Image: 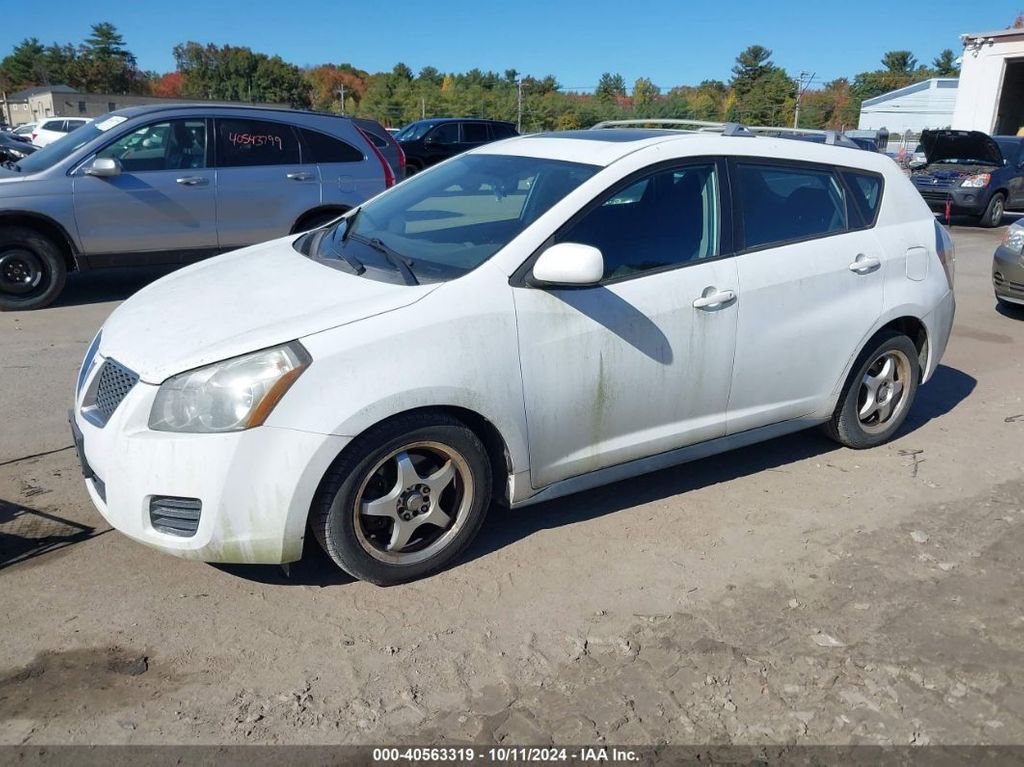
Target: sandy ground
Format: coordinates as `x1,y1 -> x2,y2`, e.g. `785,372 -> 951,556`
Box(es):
1,223 -> 1023,747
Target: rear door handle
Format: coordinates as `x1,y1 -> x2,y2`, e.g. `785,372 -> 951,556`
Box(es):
692,289 -> 737,310
176,176 -> 209,186
286,172 -> 315,181
849,254 -> 881,274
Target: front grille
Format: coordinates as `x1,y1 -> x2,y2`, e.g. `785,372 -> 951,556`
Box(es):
149,497 -> 202,537
86,359 -> 139,425
913,176 -> 959,190
919,190 -> 952,204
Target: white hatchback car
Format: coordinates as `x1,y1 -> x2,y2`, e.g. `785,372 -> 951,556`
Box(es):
32,117 -> 91,147
71,128 -> 956,584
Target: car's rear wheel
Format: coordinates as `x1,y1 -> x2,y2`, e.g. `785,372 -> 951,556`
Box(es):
404,163 -> 421,177
825,331 -> 920,449
311,412 -> 491,585
0,226 -> 67,311
980,193 -> 1006,228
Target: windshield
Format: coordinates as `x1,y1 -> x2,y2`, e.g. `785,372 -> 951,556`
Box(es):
395,122 -> 433,142
14,113 -> 126,174
309,153 -> 599,283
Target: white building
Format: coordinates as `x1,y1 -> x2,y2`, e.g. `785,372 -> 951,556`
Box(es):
952,27 -> 1024,134
857,78 -> 959,135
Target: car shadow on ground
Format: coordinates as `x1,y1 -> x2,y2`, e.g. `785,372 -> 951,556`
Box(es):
50,265 -> 180,308
996,300 -> 1024,320
0,499 -> 107,571
218,364 -> 976,588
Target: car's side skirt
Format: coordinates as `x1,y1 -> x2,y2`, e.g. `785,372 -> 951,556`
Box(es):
511,416 -> 828,509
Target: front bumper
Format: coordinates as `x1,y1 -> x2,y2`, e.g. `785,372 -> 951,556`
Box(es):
993,245 -> 1024,304
914,186 -> 989,216
72,358 -> 349,564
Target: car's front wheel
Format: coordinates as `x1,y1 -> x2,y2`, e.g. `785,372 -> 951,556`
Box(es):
0,226 -> 67,311
311,412 -> 492,585
980,192 -> 1006,228
825,331 -> 921,449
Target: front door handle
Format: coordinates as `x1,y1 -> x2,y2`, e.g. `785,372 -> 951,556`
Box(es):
286,171 -> 315,181
176,176 -> 209,186
849,254 -> 881,274
692,289 -> 737,310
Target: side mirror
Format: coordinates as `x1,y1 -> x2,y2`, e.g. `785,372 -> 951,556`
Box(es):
530,242 -> 604,287
85,157 -> 122,178
424,135 -> 437,145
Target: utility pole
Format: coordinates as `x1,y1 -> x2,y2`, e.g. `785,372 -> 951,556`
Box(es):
516,79 -> 523,133
793,71 -> 814,128
336,85 -> 346,115
421,96 -> 426,119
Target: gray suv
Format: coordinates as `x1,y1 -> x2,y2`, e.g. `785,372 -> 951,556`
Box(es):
0,105 -> 393,310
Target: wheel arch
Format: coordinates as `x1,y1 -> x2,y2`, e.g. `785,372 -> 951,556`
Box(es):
290,205 -> 351,234
0,211 -> 79,272
826,311 -> 932,416
313,404 -> 515,512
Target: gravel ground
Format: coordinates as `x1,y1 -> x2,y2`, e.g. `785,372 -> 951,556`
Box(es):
0,223 -> 1022,747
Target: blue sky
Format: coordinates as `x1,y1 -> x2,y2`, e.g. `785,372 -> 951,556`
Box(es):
1,1 -> 1020,91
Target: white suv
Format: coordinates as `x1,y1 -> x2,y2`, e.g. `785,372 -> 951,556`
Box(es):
71,127 -> 956,584
32,117 -> 91,147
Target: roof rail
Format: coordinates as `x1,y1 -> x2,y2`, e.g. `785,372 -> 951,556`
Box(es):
746,126 -> 860,148
590,118 -> 755,137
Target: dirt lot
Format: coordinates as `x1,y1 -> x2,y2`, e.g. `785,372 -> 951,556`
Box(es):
1,223 -> 1023,747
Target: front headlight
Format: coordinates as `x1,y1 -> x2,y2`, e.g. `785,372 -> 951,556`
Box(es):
76,331 -> 102,396
1003,225 -> 1024,255
960,173 -> 991,188
149,342 -> 311,433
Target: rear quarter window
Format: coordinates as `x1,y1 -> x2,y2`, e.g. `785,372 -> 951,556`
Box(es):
841,170 -> 884,228
300,128 -> 364,163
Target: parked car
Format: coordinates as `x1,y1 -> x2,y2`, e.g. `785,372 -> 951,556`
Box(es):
71,128 -> 955,585
910,130 -> 1024,227
994,220 -> 1024,308
7,123 -> 36,143
0,132 -> 37,164
32,117 -> 91,147
0,104 -> 394,310
395,118 -> 517,175
353,117 -> 406,179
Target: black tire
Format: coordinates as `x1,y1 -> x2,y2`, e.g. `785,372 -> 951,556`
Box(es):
980,193 -> 1006,228
404,163 -> 421,177
311,412 -> 492,585
0,226 -> 67,311
824,331 -> 921,449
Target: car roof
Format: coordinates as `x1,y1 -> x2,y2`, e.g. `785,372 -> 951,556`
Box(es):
100,103 -> 357,122
406,117 -> 515,126
474,130 -> 896,171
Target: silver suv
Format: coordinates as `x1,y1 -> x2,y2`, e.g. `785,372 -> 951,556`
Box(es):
0,105 -> 393,310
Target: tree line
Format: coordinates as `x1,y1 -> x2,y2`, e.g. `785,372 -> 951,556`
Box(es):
0,21 -> 966,131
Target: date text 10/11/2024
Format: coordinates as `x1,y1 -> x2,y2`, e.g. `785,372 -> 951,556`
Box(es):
372,747 -> 641,762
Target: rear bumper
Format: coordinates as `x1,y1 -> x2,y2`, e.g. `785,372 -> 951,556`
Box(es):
921,289 -> 955,383
994,245 -> 1024,303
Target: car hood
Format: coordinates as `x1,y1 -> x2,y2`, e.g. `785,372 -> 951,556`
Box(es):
920,130 -> 1004,166
99,236 -> 441,383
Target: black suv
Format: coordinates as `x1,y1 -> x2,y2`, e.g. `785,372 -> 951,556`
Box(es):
395,118 -> 518,175
911,130 -> 1024,227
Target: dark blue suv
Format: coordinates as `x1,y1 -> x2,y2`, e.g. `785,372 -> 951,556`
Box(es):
911,130 -> 1024,227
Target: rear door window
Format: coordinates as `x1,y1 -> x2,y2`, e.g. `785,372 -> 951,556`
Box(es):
462,122 -> 489,143
734,162 -> 847,250
216,119 -> 300,167
300,128 -> 364,163
491,123 -> 517,139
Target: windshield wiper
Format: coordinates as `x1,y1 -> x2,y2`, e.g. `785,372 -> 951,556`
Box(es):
319,230 -> 365,275
351,234 -> 419,285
